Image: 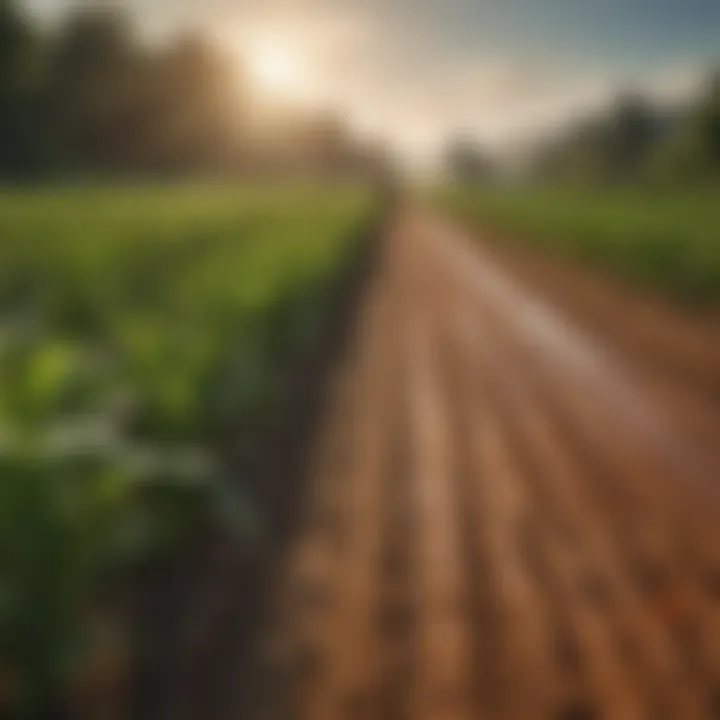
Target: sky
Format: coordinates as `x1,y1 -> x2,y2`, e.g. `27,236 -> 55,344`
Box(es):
24,0 -> 720,164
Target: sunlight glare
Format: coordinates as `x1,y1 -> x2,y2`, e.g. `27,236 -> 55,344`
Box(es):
248,40 -> 309,99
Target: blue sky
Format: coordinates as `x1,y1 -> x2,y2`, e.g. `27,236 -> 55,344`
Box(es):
24,0 -> 720,160
388,0 -> 720,68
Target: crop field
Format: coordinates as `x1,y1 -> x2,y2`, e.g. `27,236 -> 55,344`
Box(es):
440,187 -> 720,303
0,184 -> 372,716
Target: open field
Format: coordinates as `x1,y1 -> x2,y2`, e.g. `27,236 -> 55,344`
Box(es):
439,187 -> 720,303
4,190 -> 720,720
0,184 -> 372,717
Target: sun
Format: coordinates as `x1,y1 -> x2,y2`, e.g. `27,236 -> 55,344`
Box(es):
248,41 -> 307,97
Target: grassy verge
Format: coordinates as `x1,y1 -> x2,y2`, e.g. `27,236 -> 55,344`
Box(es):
0,183 -> 374,716
438,186 -> 720,303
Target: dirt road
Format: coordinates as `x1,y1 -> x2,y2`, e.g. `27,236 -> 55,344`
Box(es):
258,209 -> 720,720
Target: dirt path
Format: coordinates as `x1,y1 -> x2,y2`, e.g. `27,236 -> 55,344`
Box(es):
255,207 -> 720,720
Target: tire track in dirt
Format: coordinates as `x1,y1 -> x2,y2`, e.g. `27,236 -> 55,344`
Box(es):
427,216 -> 720,715
480,239 -> 720,395
479,239 -> 720,469
446,303 -> 703,719
400,229 -> 476,720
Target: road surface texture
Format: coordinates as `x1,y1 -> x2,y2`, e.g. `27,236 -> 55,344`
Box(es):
256,208 -> 720,720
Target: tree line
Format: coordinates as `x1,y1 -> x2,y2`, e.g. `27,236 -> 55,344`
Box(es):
444,71 -> 720,186
534,73 -> 720,185
0,0 -> 391,181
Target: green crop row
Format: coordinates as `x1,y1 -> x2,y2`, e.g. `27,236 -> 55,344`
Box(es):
439,186 -> 720,303
0,184 -> 373,716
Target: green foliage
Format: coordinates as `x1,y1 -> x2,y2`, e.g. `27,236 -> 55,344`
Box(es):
533,72 -> 720,186
0,2 -> 391,181
440,186 -> 720,303
652,73 -> 720,183
0,0 -> 45,177
0,184 -> 371,715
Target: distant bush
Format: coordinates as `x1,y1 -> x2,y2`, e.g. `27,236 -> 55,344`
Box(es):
440,186 -> 720,303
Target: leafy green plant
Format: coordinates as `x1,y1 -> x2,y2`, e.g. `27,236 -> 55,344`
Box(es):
0,184 -> 371,715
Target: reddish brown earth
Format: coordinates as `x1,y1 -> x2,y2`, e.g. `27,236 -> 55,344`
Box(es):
256,209 -> 720,720
481,236 -> 720,469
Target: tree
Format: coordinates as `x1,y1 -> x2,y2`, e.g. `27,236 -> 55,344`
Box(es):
153,34 -> 245,173
606,92 -> 657,179
695,69 -> 720,168
644,70 -> 720,183
0,0 -> 372,180
44,8 -> 137,171
444,137 -> 495,184
0,0 -> 42,176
